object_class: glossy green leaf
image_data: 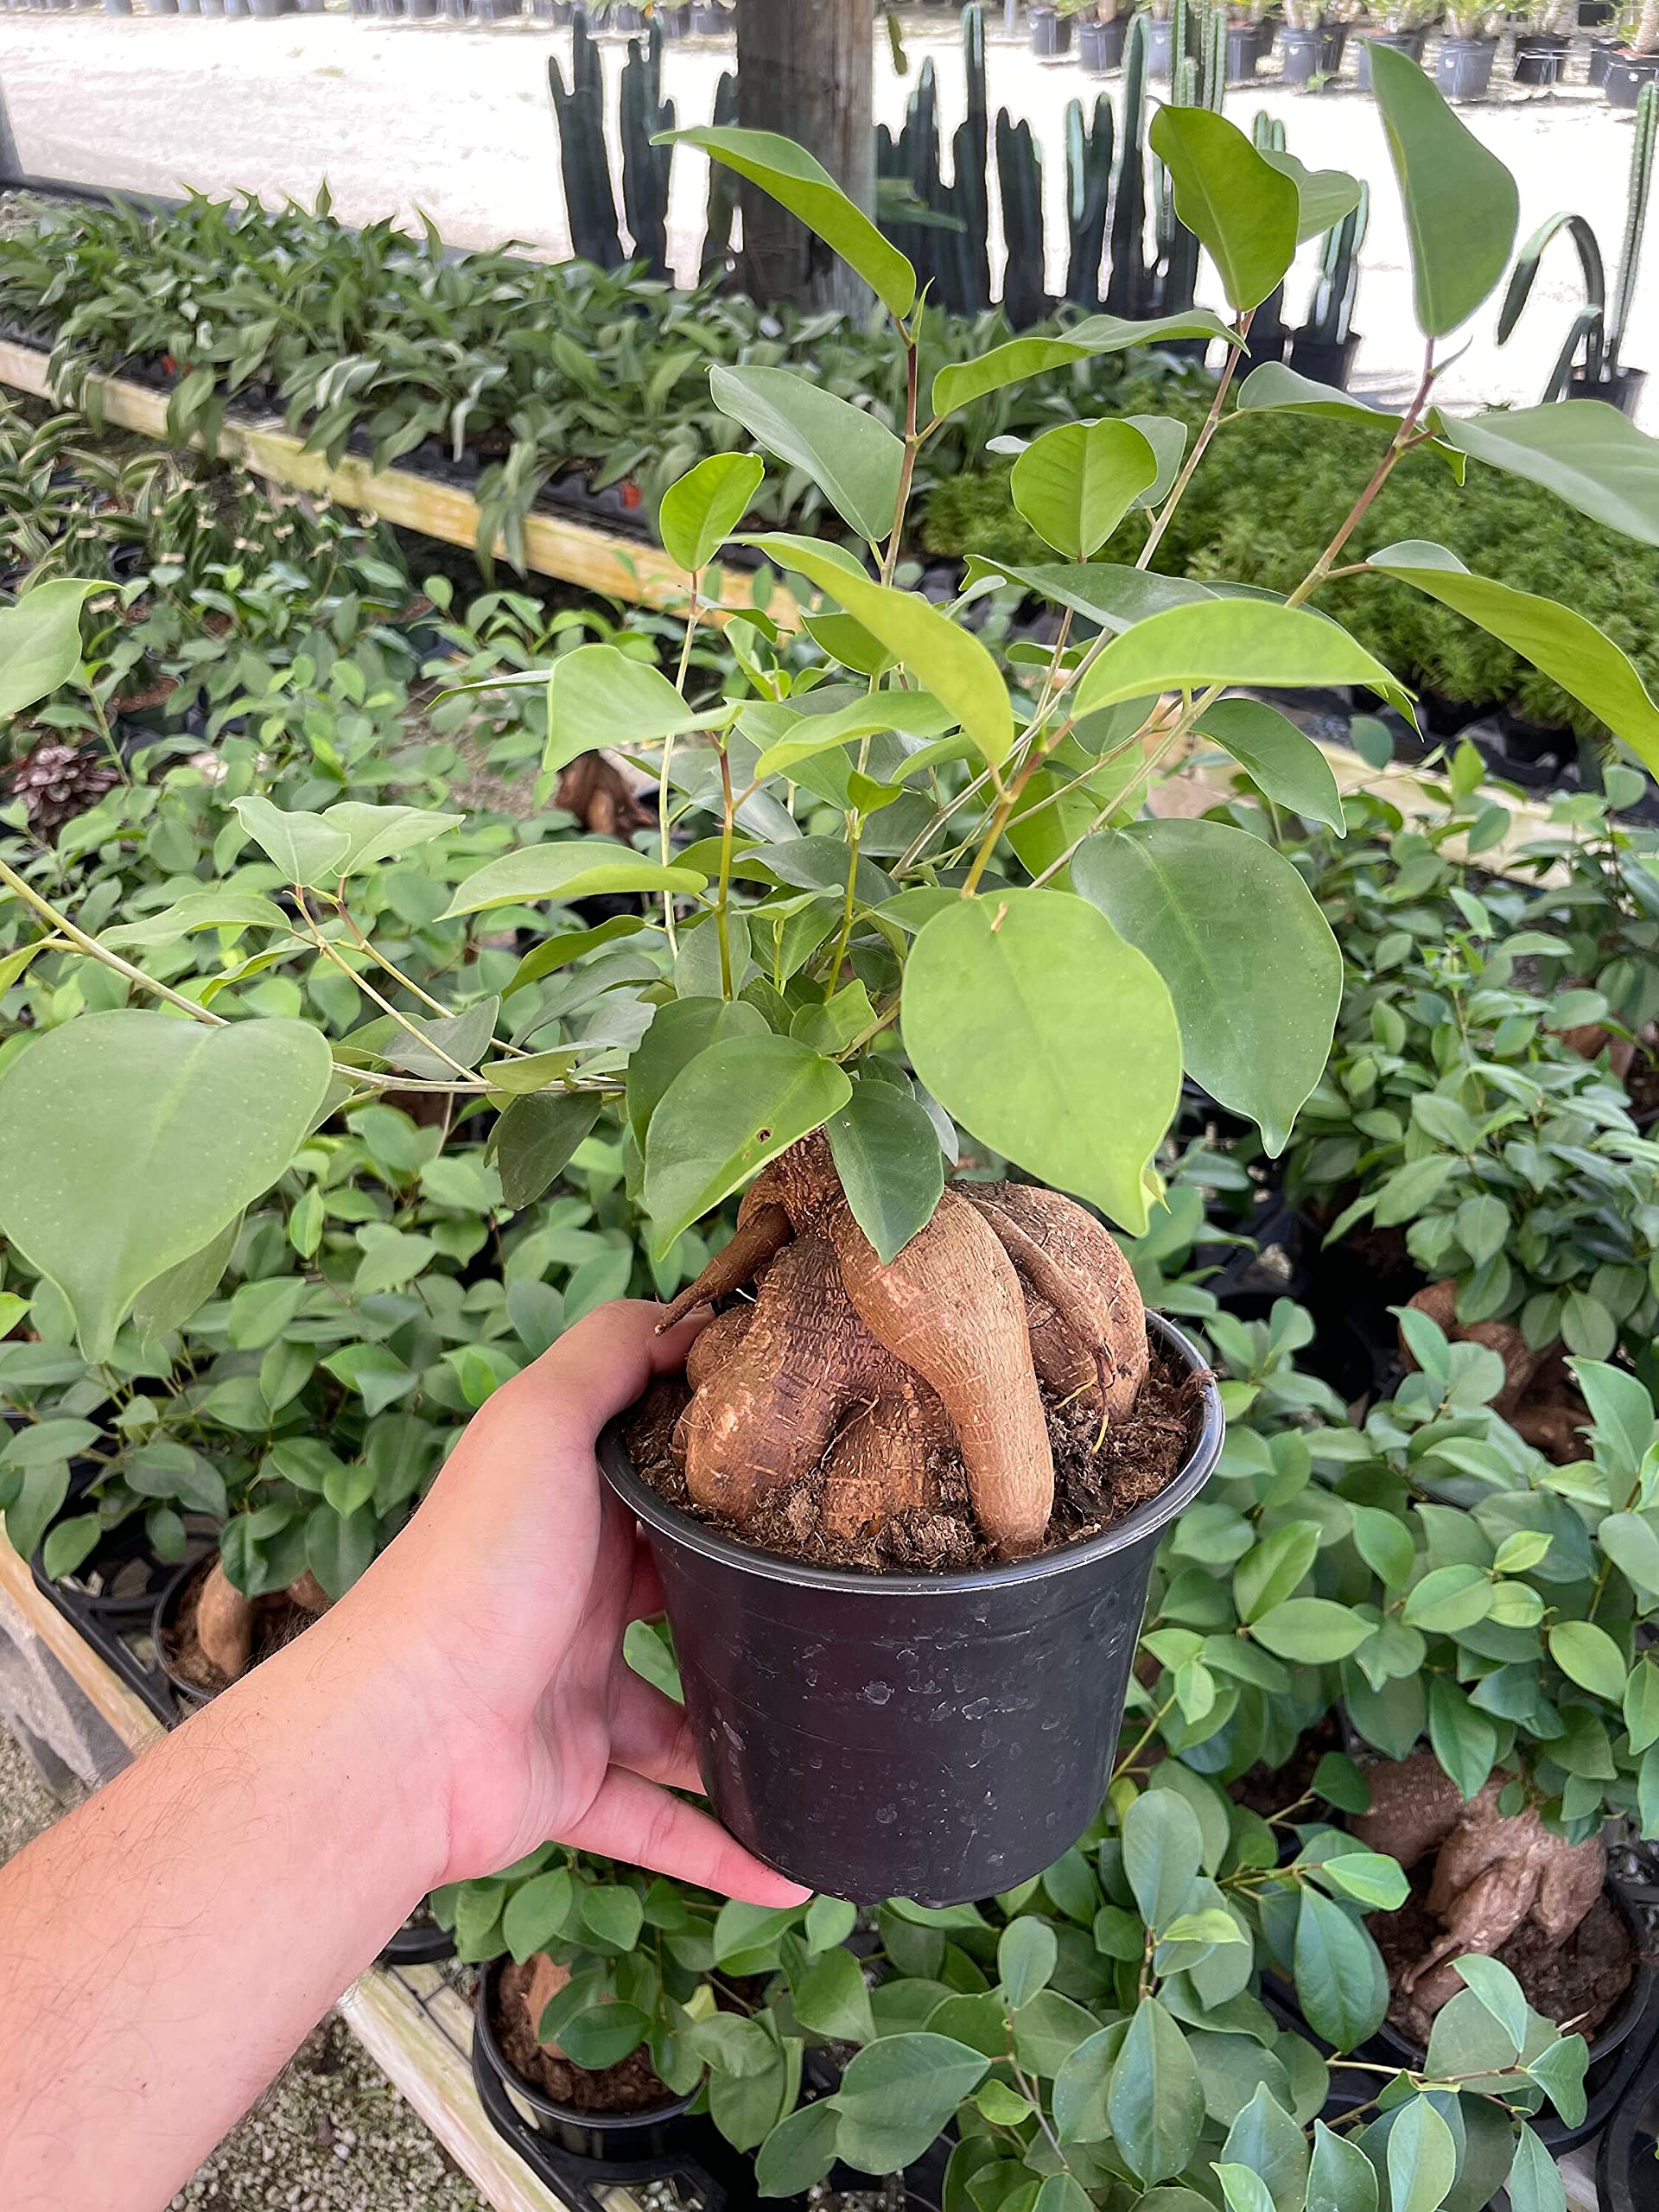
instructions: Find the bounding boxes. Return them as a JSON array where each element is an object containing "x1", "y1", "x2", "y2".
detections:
[
  {"x1": 232, "y1": 795, "x2": 352, "y2": 887},
  {"x1": 1011, "y1": 420, "x2": 1160, "y2": 563},
  {"x1": 1315, "y1": 1853, "x2": 1409, "y2": 1910},
  {"x1": 1506, "y1": 2126, "x2": 1567, "y2": 2212},
  {"x1": 792, "y1": 1944, "x2": 876, "y2": 2044},
  {"x1": 1074, "y1": 819, "x2": 1339, "y2": 1154},
  {"x1": 1450, "y1": 1954, "x2": 1529, "y2": 2055},
  {"x1": 493, "y1": 1092, "x2": 604, "y2": 1210},
  {"x1": 1385, "y1": 2095, "x2": 1459, "y2": 2212},
  {"x1": 0, "y1": 577, "x2": 100, "y2": 718},
  {"x1": 504, "y1": 1871, "x2": 576, "y2": 1961},
  {"x1": 1440, "y1": 400, "x2": 1659, "y2": 549},
  {"x1": 626, "y1": 996, "x2": 768, "y2": 1150},
  {"x1": 659, "y1": 451, "x2": 766, "y2": 573},
  {"x1": 442, "y1": 840, "x2": 706, "y2": 918},
  {"x1": 322, "y1": 802, "x2": 465, "y2": 875},
  {"x1": 1073, "y1": 600, "x2": 1400, "y2": 716},
  {"x1": 825, "y1": 1078, "x2": 944, "y2": 1263},
  {"x1": 1251, "y1": 1597, "x2": 1373, "y2": 1661},
  {"x1": 642, "y1": 1033, "x2": 850, "y2": 1258},
  {"x1": 1370, "y1": 542, "x2": 1659, "y2": 772},
  {"x1": 545, "y1": 643, "x2": 732, "y2": 774},
  {"x1": 1307, "y1": 2119, "x2": 1378, "y2": 2212},
  {"x1": 1107, "y1": 1998, "x2": 1204, "y2": 2186},
  {"x1": 1232, "y1": 363, "x2": 1465, "y2": 480},
  {"x1": 753, "y1": 690, "x2": 955, "y2": 782},
  {"x1": 711, "y1": 365, "x2": 905, "y2": 544},
  {"x1": 962, "y1": 557, "x2": 1216, "y2": 636},
  {"x1": 1293, "y1": 1889, "x2": 1388, "y2": 2050},
  {"x1": 0, "y1": 1014, "x2": 330, "y2": 1362},
  {"x1": 1123, "y1": 1789, "x2": 1205, "y2": 1932},
  {"x1": 1257, "y1": 149, "x2": 1364, "y2": 245},
  {"x1": 903, "y1": 890, "x2": 1180, "y2": 1235},
  {"x1": 1194, "y1": 696, "x2": 1345, "y2": 830},
  {"x1": 103, "y1": 893, "x2": 295, "y2": 951},
  {"x1": 755, "y1": 2103, "x2": 842, "y2": 2199},
  {"x1": 831, "y1": 2033, "x2": 990, "y2": 2172},
  {"x1": 997, "y1": 1917, "x2": 1058, "y2": 2009},
  {"x1": 1148, "y1": 108, "x2": 1300, "y2": 311},
  {"x1": 930, "y1": 311, "x2": 1237, "y2": 418},
  {"x1": 747, "y1": 537, "x2": 1014, "y2": 768},
  {"x1": 1219, "y1": 2084, "x2": 1309, "y2": 2211},
  {"x1": 305, "y1": 1500, "x2": 377, "y2": 1599},
  {"x1": 665, "y1": 127, "x2": 916, "y2": 321},
  {"x1": 1548, "y1": 1618, "x2": 1628, "y2": 1700},
  {"x1": 1368, "y1": 41, "x2": 1518, "y2": 334}
]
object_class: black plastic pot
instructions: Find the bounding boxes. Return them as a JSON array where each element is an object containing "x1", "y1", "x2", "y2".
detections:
[
  {"x1": 152, "y1": 1559, "x2": 220, "y2": 1713},
  {"x1": 1356, "y1": 24, "x2": 1429, "y2": 84},
  {"x1": 1029, "y1": 4, "x2": 1072, "y2": 53},
  {"x1": 1606, "y1": 48, "x2": 1659, "y2": 102},
  {"x1": 1572, "y1": 362, "x2": 1647, "y2": 414},
  {"x1": 1225, "y1": 20, "x2": 1262, "y2": 74},
  {"x1": 379, "y1": 1913, "x2": 458, "y2": 1967},
  {"x1": 1512, "y1": 29, "x2": 1572, "y2": 79},
  {"x1": 689, "y1": 0, "x2": 729, "y2": 28},
  {"x1": 598, "y1": 1313, "x2": 1223, "y2": 1905},
  {"x1": 1580, "y1": 0, "x2": 1613, "y2": 16},
  {"x1": 1147, "y1": 12, "x2": 1177, "y2": 72},
  {"x1": 1600, "y1": 2028, "x2": 1659, "y2": 2209},
  {"x1": 1287, "y1": 328, "x2": 1361, "y2": 387},
  {"x1": 29, "y1": 1553, "x2": 181, "y2": 1728},
  {"x1": 1280, "y1": 22, "x2": 1347, "y2": 79},
  {"x1": 1588, "y1": 35, "x2": 1617, "y2": 79},
  {"x1": 1078, "y1": 13, "x2": 1127, "y2": 67},
  {"x1": 1436, "y1": 34, "x2": 1497, "y2": 96}
]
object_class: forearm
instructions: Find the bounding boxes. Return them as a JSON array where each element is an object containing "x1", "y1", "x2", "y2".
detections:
[{"x1": 0, "y1": 1586, "x2": 447, "y2": 2212}]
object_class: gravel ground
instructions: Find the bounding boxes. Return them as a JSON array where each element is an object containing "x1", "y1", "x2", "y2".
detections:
[
  {"x1": 0, "y1": 9, "x2": 1653, "y2": 423},
  {"x1": 0, "y1": 1723, "x2": 489, "y2": 2212}
]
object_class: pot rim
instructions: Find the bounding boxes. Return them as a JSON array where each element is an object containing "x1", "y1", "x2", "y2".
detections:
[
  {"x1": 598, "y1": 1310, "x2": 1224, "y2": 1599},
  {"x1": 474, "y1": 1958, "x2": 699, "y2": 2131}
]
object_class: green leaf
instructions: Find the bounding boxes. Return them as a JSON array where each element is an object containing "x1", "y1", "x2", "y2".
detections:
[
  {"x1": 711, "y1": 366, "x2": 904, "y2": 545},
  {"x1": 1307, "y1": 2119, "x2": 1378, "y2": 2212},
  {"x1": 131, "y1": 1215, "x2": 243, "y2": 1342},
  {"x1": 1403, "y1": 1563, "x2": 1494, "y2": 1634},
  {"x1": 753, "y1": 690, "x2": 954, "y2": 782},
  {"x1": 0, "y1": 577, "x2": 100, "y2": 718},
  {"x1": 321, "y1": 802, "x2": 464, "y2": 875},
  {"x1": 642, "y1": 1034, "x2": 850, "y2": 1258},
  {"x1": 1249, "y1": 1598, "x2": 1374, "y2": 1662},
  {"x1": 1505, "y1": 2126, "x2": 1567, "y2": 2212},
  {"x1": 1451, "y1": 1954, "x2": 1529, "y2": 2055},
  {"x1": 1367, "y1": 41, "x2": 1517, "y2": 336},
  {"x1": 1256, "y1": 148, "x2": 1364, "y2": 245},
  {"x1": 1548, "y1": 1618, "x2": 1627, "y2": 1701},
  {"x1": 1073, "y1": 600, "x2": 1401, "y2": 717},
  {"x1": 755, "y1": 2103, "x2": 842, "y2": 2199},
  {"x1": 1293, "y1": 1889, "x2": 1389, "y2": 2050},
  {"x1": 1350, "y1": 1503, "x2": 1415, "y2": 1590},
  {"x1": 1427, "y1": 1676, "x2": 1497, "y2": 1800},
  {"x1": 1231, "y1": 1521, "x2": 1322, "y2": 1623},
  {"x1": 831, "y1": 2033, "x2": 990, "y2": 2172},
  {"x1": 305, "y1": 1500, "x2": 378, "y2": 1598},
  {"x1": 1214, "y1": 2168, "x2": 1274, "y2": 2212},
  {"x1": 1368, "y1": 543, "x2": 1659, "y2": 777},
  {"x1": 1315, "y1": 1853, "x2": 1409, "y2": 1910},
  {"x1": 825, "y1": 1078, "x2": 944, "y2": 1264},
  {"x1": 1147, "y1": 108, "x2": 1300, "y2": 312},
  {"x1": 0, "y1": 1014, "x2": 331, "y2": 1363},
  {"x1": 1439, "y1": 401, "x2": 1659, "y2": 550},
  {"x1": 1073, "y1": 820, "x2": 1339, "y2": 1155},
  {"x1": 1122, "y1": 1788, "x2": 1205, "y2": 1932},
  {"x1": 232, "y1": 795, "x2": 352, "y2": 887},
  {"x1": 998, "y1": 1917, "x2": 1058, "y2": 2009},
  {"x1": 903, "y1": 890, "x2": 1180, "y2": 1236},
  {"x1": 1107, "y1": 1998, "x2": 1204, "y2": 2186},
  {"x1": 1385, "y1": 2094, "x2": 1459, "y2": 2212},
  {"x1": 1011, "y1": 421, "x2": 1160, "y2": 563},
  {"x1": 792, "y1": 1944, "x2": 875, "y2": 2044},
  {"x1": 1219, "y1": 2084, "x2": 1310, "y2": 2210},
  {"x1": 1052, "y1": 2024, "x2": 1126, "y2": 2142},
  {"x1": 1625, "y1": 1657, "x2": 1659, "y2": 1751},
  {"x1": 1234, "y1": 363, "x2": 1464, "y2": 478},
  {"x1": 929, "y1": 312, "x2": 1237, "y2": 418},
  {"x1": 442, "y1": 840, "x2": 706, "y2": 918},
  {"x1": 1526, "y1": 2035, "x2": 1589, "y2": 2127},
  {"x1": 665, "y1": 127, "x2": 917, "y2": 321},
  {"x1": 502, "y1": 1869, "x2": 576, "y2": 1961},
  {"x1": 102, "y1": 892, "x2": 294, "y2": 951},
  {"x1": 660, "y1": 452, "x2": 766, "y2": 574},
  {"x1": 628, "y1": 996, "x2": 768, "y2": 1151},
  {"x1": 493, "y1": 1092, "x2": 604, "y2": 1210},
  {"x1": 1194, "y1": 697, "x2": 1345, "y2": 831},
  {"x1": 42, "y1": 1513, "x2": 100, "y2": 1580},
  {"x1": 544, "y1": 644, "x2": 732, "y2": 774},
  {"x1": 747, "y1": 537, "x2": 1013, "y2": 769}
]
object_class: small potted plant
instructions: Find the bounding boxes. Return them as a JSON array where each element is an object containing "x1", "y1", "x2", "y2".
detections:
[
  {"x1": 1279, "y1": 0, "x2": 1352, "y2": 78},
  {"x1": 1512, "y1": 0, "x2": 1576, "y2": 76},
  {"x1": 1225, "y1": 0, "x2": 1271, "y2": 73},
  {"x1": 1607, "y1": 0, "x2": 1659, "y2": 107},
  {"x1": 1437, "y1": 0, "x2": 1505, "y2": 93},
  {"x1": 1029, "y1": 0, "x2": 1076, "y2": 54},
  {"x1": 1357, "y1": 0, "x2": 1440, "y2": 84},
  {"x1": 1077, "y1": 0, "x2": 1130, "y2": 68}
]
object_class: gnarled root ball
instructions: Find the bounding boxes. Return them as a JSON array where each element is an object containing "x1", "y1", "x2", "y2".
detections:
[{"x1": 656, "y1": 1135, "x2": 1150, "y2": 1561}]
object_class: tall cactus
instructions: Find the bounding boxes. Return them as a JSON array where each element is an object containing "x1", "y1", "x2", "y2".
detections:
[
  {"x1": 1249, "y1": 112, "x2": 1289, "y2": 364},
  {"x1": 997, "y1": 111, "x2": 1050, "y2": 329},
  {"x1": 1105, "y1": 12, "x2": 1154, "y2": 317},
  {"x1": 619, "y1": 22, "x2": 674, "y2": 277},
  {"x1": 1611, "y1": 82, "x2": 1657, "y2": 372},
  {"x1": 1301, "y1": 181, "x2": 1369, "y2": 347},
  {"x1": 549, "y1": 10, "x2": 624, "y2": 269},
  {"x1": 699, "y1": 68, "x2": 741, "y2": 283},
  {"x1": 1064, "y1": 93, "x2": 1115, "y2": 311},
  {"x1": 953, "y1": 1, "x2": 993, "y2": 310}
]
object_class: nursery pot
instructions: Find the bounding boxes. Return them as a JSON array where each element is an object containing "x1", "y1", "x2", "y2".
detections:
[
  {"x1": 1147, "y1": 13, "x2": 1177, "y2": 72},
  {"x1": 1224, "y1": 20, "x2": 1262, "y2": 74},
  {"x1": 473, "y1": 1959, "x2": 701, "y2": 2163},
  {"x1": 1078, "y1": 15, "x2": 1127, "y2": 67},
  {"x1": 1356, "y1": 25, "x2": 1428, "y2": 84},
  {"x1": 1571, "y1": 362, "x2": 1647, "y2": 414},
  {"x1": 1606, "y1": 49, "x2": 1659, "y2": 104},
  {"x1": 1279, "y1": 22, "x2": 1346, "y2": 75},
  {"x1": 597, "y1": 1313, "x2": 1224, "y2": 1906},
  {"x1": 690, "y1": 1, "x2": 728, "y2": 28},
  {"x1": 1512, "y1": 29, "x2": 1572, "y2": 78},
  {"x1": 153, "y1": 1560, "x2": 218, "y2": 1711},
  {"x1": 1287, "y1": 328, "x2": 1362, "y2": 386},
  {"x1": 1029, "y1": 4, "x2": 1072, "y2": 53},
  {"x1": 1435, "y1": 34, "x2": 1497, "y2": 96},
  {"x1": 1580, "y1": 0, "x2": 1613, "y2": 17}
]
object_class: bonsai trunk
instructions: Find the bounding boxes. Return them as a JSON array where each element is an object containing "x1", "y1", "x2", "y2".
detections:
[
  {"x1": 658, "y1": 1135, "x2": 1149, "y2": 1559},
  {"x1": 734, "y1": 0, "x2": 875, "y2": 314}
]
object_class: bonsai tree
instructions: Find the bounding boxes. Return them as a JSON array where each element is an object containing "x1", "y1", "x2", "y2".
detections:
[{"x1": 6, "y1": 61, "x2": 1659, "y2": 1575}]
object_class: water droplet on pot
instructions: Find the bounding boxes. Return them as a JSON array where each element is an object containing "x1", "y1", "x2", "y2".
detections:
[{"x1": 863, "y1": 1681, "x2": 893, "y2": 1704}]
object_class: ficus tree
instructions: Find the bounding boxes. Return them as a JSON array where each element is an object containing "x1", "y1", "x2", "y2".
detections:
[{"x1": 4, "y1": 59, "x2": 1659, "y2": 1572}]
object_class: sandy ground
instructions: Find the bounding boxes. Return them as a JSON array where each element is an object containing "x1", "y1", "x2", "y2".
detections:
[
  {"x1": 0, "y1": 1721, "x2": 489, "y2": 2211},
  {"x1": 0, "y1": 9, "x2": 1652, "y2": 423}
]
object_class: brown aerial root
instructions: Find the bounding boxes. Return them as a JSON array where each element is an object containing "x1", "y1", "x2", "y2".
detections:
[
  {"x1": 194, "y1": 1560, "x2": 256, "y2": 1681},
  {"x1": 524, "y1": 1953, "x2": 571, "y2": 2049},
  {"x1": 1354, "y1": 1750, "x2": 1605, "y2": 2031},
  {"x1": 659, "y1": 1135, "x2": 1149, "y2": 1559}
]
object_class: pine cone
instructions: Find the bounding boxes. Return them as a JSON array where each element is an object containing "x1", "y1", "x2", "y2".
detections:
[{"x1": 3, "y1": 742, "x2": 120, "y2": 834}]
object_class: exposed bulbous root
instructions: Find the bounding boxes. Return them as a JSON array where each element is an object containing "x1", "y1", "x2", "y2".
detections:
[
  {"x1": 661, "y1": 1136, "x2": 1149, "y2": 1560},
  {"x1": 195, "y1": 1560, "x2": 255, "y2": 1681}
]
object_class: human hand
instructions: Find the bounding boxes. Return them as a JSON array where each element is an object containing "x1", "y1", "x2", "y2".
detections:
[{"x1": 331, "y1": 1299, "x2": 809, "y2": 1905}]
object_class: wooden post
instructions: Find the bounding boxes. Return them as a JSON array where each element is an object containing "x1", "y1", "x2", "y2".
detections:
[{"x1": 734, "y1": 0, "x2": 875, "y2": 314}]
